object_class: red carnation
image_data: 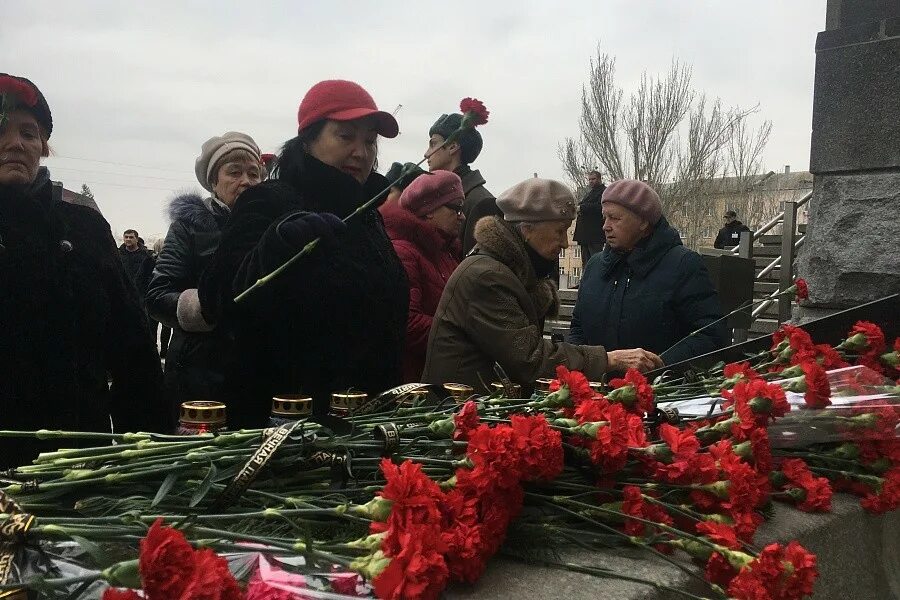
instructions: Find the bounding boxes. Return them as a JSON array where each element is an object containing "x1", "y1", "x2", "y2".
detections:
[
  {"x1": 179, "y1": 549, "x2": 243, "y2": 600},
  {"x1": 0, "y1": 76, "x2": 38, "y2": 107},
  {"x1": 727, "y1": 541, "x2": 818, "y2": 600},
  {"x1": 375, "y1": 459, "x2": 445, "y2": 555},
  {"x1": 608, "y1": 369, "x2": 655, "y2": 415},
  {"x1": 723, "y1": 361, "x2": 760, "y2": 386},
  {"x1": 696, "y1": 521, "x2": 741, "y2": 550},
  {"x1": 466, "y1": 424, "x2": 523, "y2": 488},
  {"x1": 373, "y1": 525, "x2": 449, "y2": 600},
  {"x1": 771, "y1": 324, "x2": 815, "y2": 363},
  {"x1": 139, "y1": 519, "x2": 196, "y2": 599},
  {"x1": 726, "y1": 379, "x2": 791, "y2": 427},
  {"x1": 551, "y1": 365, "x2": 595, "y2": 406},
  {"x1": 705, "y1": 552, "x2": 738, "y2": 587},
  {"x1": 453, "y1": 401, "x2": 480, "y2": 441},
  {"x1": 793, "y1": 277, "x2": 809, "y2": 301},
  {"x1": 840, "y1": 321, "x2": 886, "y2": 357},
  {"x1": 860, "y1": 467, "x2": 900, "y2": 514},
  {"x1": 459, "y1": 97, "x2": 489, "y2": 126},
  {"x1": 510, "y1": 413, "x2": 564, "y2": 482},
  {"x1": 779, "y1": 458, "x2": 833, "y2": 512},
  {"x1": 813, "y1": 344, "x2": 850, "y2": 369},
  {"x1": 621, "y1": 485, "x2": 672, "y2": 537}
]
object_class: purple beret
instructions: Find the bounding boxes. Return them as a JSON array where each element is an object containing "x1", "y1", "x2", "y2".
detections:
[
  {"x1": 601, "y1": 179, "x2": 662, "y2": 225},
  {"x1": 399, "y1": 170, "x2": 464, "y2": 217}
]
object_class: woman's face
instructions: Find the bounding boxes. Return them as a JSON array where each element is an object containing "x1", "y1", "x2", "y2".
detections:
[
  {"x1": 523, "y1": 220, "x2": 572, "y2": 261},
  {"x1": 0, "y1": 110, "x2": 46, "y2": 186},
  {"x1": 308, "y1": 118, "x2": 378, "y2": 184},
  {"x1": 212, "y1": 159, "x2": 262, "y2": 207},
  {"x1": 425, "y1": 199, "x2": 465, "y2": 238}
]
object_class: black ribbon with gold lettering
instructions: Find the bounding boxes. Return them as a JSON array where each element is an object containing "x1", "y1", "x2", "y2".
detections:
[{"x1": 0, "y1": 490, "x2": 33, "y2": 597}]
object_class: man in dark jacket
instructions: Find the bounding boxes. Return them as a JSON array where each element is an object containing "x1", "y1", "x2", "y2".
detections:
[
  {"x1": 714, "y1": 210, "x2": 751, "y2": 249},
  {"x1": 119, "y1": 229, "x2": 156, "y2": 299},
  {"x1": 0, "y1": 73, "x2": 167, "y2": 467},
  {"x1": 425, "y1": 112, "x2": 499, "y2": 259},
  {"x1": 572, "y1": 170, "x2": 607, "y2": 265},
  {"x1": 569, "y1": 180, "x2": 729, "y2": 366}
]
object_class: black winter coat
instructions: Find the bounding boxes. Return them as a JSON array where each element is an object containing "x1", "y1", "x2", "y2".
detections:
[
  {"x1": 0, "y1": 169, "x2": 166, "y2": 468},
  {"x1": 457, "y1": 166, "x2": 500, "y2": 259},
  {"x1": 714, "y1": 220, "x2": 751, "y2": 249},
  {"x1": 572, "y1": 184, "x2": 607, "y2": 244},
  {"x1": 199, "y1": 154, "x2": 409, "y2": 426},
  {"x1": 569, "y1": 217, "x2": 729, "y2": 366},
  {"x1": 146, "y1": 193, "x2": 232, "y2": 419},
  {"x1": 118, "y1": 244, "x2": 155, "y2": 298}
]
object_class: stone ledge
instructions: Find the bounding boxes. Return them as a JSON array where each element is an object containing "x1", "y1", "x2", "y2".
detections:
[{"x1": 446, "y1": 496, "x2": 900, "y2": 600}]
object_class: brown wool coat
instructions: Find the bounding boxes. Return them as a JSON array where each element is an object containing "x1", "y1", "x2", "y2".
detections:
[{"x1": 422, "y1": 217, "x2": 608, "y2": 392}]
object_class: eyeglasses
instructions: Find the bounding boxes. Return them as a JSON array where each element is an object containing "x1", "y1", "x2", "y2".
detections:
[{"x1": 445, "y1": 204, "x2": 464, "y2": 216}]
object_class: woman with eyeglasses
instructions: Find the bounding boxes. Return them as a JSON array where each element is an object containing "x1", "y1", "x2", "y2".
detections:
[{"x1": 380, "y1": 170, "x2": 464, "y2": 382}]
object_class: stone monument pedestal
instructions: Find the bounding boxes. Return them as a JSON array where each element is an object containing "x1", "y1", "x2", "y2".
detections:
[{"x1": 795, "y1": 0, "x2": 900, "y2": 322}]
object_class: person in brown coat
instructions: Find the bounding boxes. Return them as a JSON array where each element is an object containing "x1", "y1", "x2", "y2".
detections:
[{"x1": 422, "y1": 177, "x2": 662, "y2": 393}]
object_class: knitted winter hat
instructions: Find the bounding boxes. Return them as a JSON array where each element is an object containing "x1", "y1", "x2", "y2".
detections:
[
  {"x1": 601, "y1": 179, "x2": 663, "y2": 225},
  {"x1": 0, "y1": 73, "x2": 53, "y2": 137},
  {"x1": 399, "y1": 170, "x2": 464, "y2": 217},
  {"x1": 429, "y1": 113, "x2": 483, "y2": 164},
  {"x1": 297, "y1": 80, "x2": 398, "y2": 138},
  {"x1": 195, "y1": 132, "x2": 261, "y2": 192},
  {"x1": 385, "y1": 161, "x2": 427, "y2": 191}
]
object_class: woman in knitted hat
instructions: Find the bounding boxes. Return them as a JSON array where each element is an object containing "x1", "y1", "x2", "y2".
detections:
[
  {"x1": 380, "y1": 170, "x2": 464, "y2": 382},
  {"x1": 0, "y1": 73, "x2": 167, "y2": 466},
  {"x1": 198, "y1": 80, "x2": 408, "y2": 423},
  {"x1": 147, "y1": 132, "x2": 262, "y2": 419},
  {"x1": 569, "y1": 179, "x2": 728, "y2": 365},
  {"x1": 422, "y1": 177, "x2": 663, "y2": 393}
]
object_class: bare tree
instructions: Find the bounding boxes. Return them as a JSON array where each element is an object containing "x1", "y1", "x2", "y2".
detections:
[
  {"x1": 560, "y1": 45, "x2": 772, "y2": 249},
  {"x1": 723, "y1": 118, "x2": 774, "y2": 230}
]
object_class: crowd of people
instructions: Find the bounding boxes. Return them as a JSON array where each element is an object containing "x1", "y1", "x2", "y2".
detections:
[{"x1": 0, "y1": 72, "x2": 730, "y2": 465}]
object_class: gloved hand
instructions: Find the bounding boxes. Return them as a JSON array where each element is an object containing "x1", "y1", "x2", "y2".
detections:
[{"x1": 276, "y1": 211, "x2": 347, "y2": 249}]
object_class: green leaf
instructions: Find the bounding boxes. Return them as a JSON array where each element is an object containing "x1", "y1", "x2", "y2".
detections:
[
  {"x1": 190, "y1": 462, "x2": 217, "y2": 508},
  {"x1": 70, "y1": 534, "x2": 114, "y2": 568},
  {"x1": 151, "y1": 471, "x2": 180, "y2": 508}
]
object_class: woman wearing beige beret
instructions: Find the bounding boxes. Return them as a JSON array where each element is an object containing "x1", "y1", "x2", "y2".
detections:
[{"x1": 422, "y1": 177, "x2": 662, "y2": 393}]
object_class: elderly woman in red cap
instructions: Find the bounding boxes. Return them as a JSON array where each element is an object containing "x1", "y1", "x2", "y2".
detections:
[
  {"x1": 380, "y1": 170, "x2": 464, "y2": 382},
  {"x1": 199, "y1": 80, "x2": 408, "y2": 423},
  {"x1": 422, "y1": 177, "x2": 662, "y2": 393},
  {"x1": 0, "y1": 73, "x2": 166, "y2": 466},
  {"x1": 569, "y1": 179, "x2": 728, "y2": 365}
]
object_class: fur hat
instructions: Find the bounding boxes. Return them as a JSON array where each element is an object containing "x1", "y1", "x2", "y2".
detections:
[
  {"x1": 496, "y1": 178, "x2": 576, "y2": 222},
  {"x1": 429, "y1": 113, "x2": 483, "y2": 164},
  {"x1": 0, "y1": 73, "x2": 53, "y2": 137},
  {"x1": 195, "y1": 132, "x2": 261, "y2": 192},
  {"x1": 385, "y1": 161, "x2": 427, "y2": 191},
  {"x1": 399, "y1": 170, "x2": 464, "y2": 217},
  {"x1": 601, "y1": 179, "x2": 662, "y2": 225}
]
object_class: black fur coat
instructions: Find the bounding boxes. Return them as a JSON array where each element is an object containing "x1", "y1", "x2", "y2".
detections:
[{"x1": 0, "y1": 169, "x2": 166, "y2": 468}]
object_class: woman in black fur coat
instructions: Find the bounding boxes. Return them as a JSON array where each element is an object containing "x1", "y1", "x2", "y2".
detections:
[
  {"x1": 0, "y1": 73, "x2": 166, "y2": 467},
  {"x1": 198, "y1": 80, "x2": 409, "y2": 425},
  {"x1": 147, "y1": 133, "x2": 263, "y2": 418}
]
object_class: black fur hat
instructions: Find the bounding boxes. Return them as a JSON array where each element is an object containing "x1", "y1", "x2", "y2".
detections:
[
  {"x1": 385, "y1": 162, "x2": 427, "y2": 190},
  {"x1": 0, "y1": 73, "x2": 53, "y2": 137}
]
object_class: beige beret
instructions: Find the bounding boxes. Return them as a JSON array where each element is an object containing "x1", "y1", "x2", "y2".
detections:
[
  {"x1": 195, "y1": 131, "x2": 261, "y2": 192},
  {"x1": 496, "y1": 178, "x2": 577, "y2": 222}
]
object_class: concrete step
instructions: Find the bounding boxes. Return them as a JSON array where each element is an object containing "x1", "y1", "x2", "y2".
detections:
[
  {"x1": 750, "y1": 317, "x2": 779, "y2": 334},
  {"x1": 753, "y1": 281, "x2": 779, "y2": 294}
]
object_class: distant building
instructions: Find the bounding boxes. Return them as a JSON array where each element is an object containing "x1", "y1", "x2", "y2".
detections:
[{"x1": 57, "y1": 182, "x2": 101, "y2": 213}]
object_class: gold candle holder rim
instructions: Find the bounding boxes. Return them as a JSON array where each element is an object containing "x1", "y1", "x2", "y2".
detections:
[{"x1": 179, "y1": 401, "x2": 227, "y2": 424}]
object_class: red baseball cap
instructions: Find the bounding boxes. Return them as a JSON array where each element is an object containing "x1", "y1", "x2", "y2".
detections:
[{"x1": 297, "y1": 80, "x2": 399, "y2": 138}]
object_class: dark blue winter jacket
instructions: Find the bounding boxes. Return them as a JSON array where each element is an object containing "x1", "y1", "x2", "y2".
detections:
[{"x1": 569, "y1": 217, "x2": 729, "y2": 365}]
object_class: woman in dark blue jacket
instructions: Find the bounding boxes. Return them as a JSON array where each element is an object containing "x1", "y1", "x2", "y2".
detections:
[{"x1": 569, "y1": 180, "x2": 729, "y2": 366}]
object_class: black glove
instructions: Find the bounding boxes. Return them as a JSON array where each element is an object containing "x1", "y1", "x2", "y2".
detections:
[{"x1": 276, "y1": 211, "x2": 346, "y2": 249}]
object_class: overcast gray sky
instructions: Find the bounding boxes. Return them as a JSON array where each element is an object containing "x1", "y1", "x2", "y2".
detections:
[{"x1": 3, "y1": 1, "x2": 826, "y2": 239}]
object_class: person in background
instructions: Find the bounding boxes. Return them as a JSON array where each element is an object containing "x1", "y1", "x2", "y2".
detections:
[
  {"x1": 0, "y1": 73, "x2": 166, "y2": 466},
  {"x1": 382, "y1": 161, "x2": 427, "y2": 207},
  {"x1": 147, "y1": 132, "x2": 262, "y2": 419},
  {"x1": 714, "y1": 209, "x2": 751, "y2": 249},
  {"x1": 261, "y1": 153, "x2": 277, "y2": 180},
  {"x1": 198, "y1": 79, "x2": 408, "y2": 424},
  {"x1": 118, "y1": 229, "x2": 156, "y2": 328},
  {"x1": 425, "y1": 112, "x2": 498, "y2": 258},
  {"x1": 422, "y1": 177, "x2": 661, "y2": 393},
  {"x1": 151, "y1": 237, "x2": 172, "y2": 358},
  {"x1": 570, "y1": 179, "x2": 729, "y2": 366},
  {"x1": 381, "y1": 170, "x2": 463, "y2": 382},
  {"x1": 572, "y1": 170, "x2": 606, "y2": 265}
]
